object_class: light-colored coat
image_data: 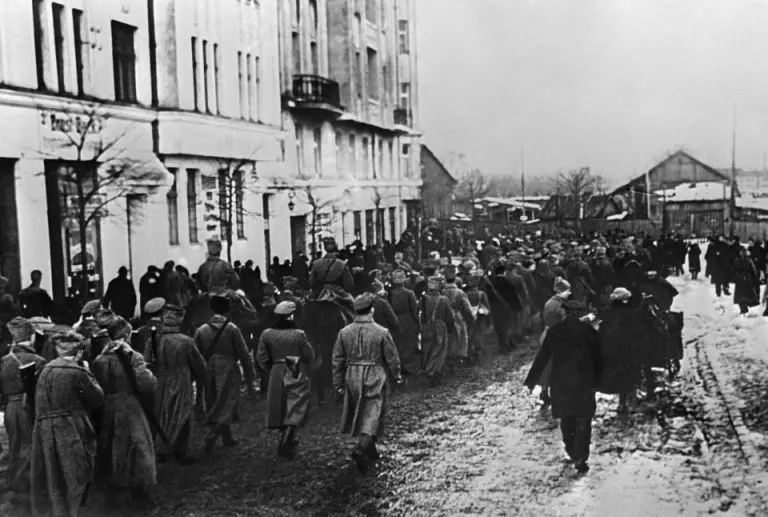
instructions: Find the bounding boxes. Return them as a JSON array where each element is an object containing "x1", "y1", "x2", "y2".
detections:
[
  {"x1": 442, "y1": 283, "x2": 475, "y2": 359},
  {"x1": 332, "y1": 315, "x2": 401, "y2": 438},
  {"x1": 31, "y1": 358, "x2": 104, "y2": 517}
]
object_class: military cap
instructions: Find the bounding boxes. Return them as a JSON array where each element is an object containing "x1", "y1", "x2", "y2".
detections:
[
  {"x1": 553, "y1": 277, "x2": 571, "y2": 294},
  {"x1": 95, "y1": 308, "x2": 116, "y2": 329},
  {"x1": 28, "y1": 316, "x2": 55, "y2": 334},
  {"x1": 371, "y1": 280, "x2": 386, "y2": 294},
  {"x1": 462, "y1": 260, "x2": 477, "y2": 271},
  {"x1": 369, "y1": 269, "x2": 382, "y2": 280},
  {"x1": 391, "y1": 270, "x2": 406, "y2": 285},
  {"x1": 274, "y1": 301, "x2": 297, "y2": 316},
  {"x1": 282, "y1": 276, "x2": 299, "y2": 290},
  {"x1": 426, "y1": 276, "x2": 442, "y2": 290},
  {"x1": 7, "y1": 317, "x2": 35, "y2": 343},
  {"x1": 54, "y1": 331, "x2": 86, "y2": 356},
  {"x1": 353, "y1": 292, "x2": 376, "y2": 312},
  {"x1": 81, "y1": 299, "x2": 102, "y2": 316},
  {"x1": 610, "y1": 287, "x2": 632, "y2": 302},
  {"x1": 143, "y1": 297, "x2": 166, "y2": 315}
]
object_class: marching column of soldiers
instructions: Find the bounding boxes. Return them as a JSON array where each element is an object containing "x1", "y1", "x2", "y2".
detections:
[{"x1": 0, "y1": 231, "x2": 697, "y2": 514}]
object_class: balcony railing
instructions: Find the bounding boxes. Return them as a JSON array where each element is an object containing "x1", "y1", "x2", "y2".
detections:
[
  {"x1": 292, "y1": 74, "x2": 341, "y2": 108},
  {"x1": 394, "y1": 107, "x2": 411, "y2": 126}
]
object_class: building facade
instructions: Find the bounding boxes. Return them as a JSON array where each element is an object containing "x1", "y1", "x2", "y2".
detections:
[
  {"x1": 273, "y1": 0, "x2": 422, "y2": 260},
  {"x1": 420, "y1": 145, "x2": 456, "y2": 220}
]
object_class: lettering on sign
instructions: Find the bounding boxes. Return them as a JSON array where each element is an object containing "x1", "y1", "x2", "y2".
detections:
[{"x1": 40, "y1": 111, "x2": 105, "y2": 136}]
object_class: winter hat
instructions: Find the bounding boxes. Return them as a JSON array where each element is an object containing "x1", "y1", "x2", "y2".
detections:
[
  {"x1": 81, "y1": 299, "x2": 103, "y2": 316},
  {"x1": 282, "y1": 276, "x2": 299, "y2": 291},
  {"x1": 426, "y1": 276, "x2": 442, "y2": 291},
  {"x1": 275, "y1": 301, "x2": 297, "y2": 316},
  {"x1": 107, "y1": 316, "x2": 132, "y2": 341},
  {"x1": 610, "y1": 287, "x2": 632, "y2": 302},
  {"x1": 372, "y1": 280, "x2": 386, "y2": 295},
  {"x1": 54, "y1": 331, "x2": 86, "y2": 357},
  {"x1": 553, "y1": 277, "x2": 571, "y2": 295},
  {"x1": 143, "y1": 297, "x2": 166, "y2": 315},
  {"x1": 7, "y1": 317, "x2": 34, "y2": 343},
  {"x1": 353, "y1": 292, "x2": 376, "y2": 312},
  {"x1": 391, "y1": 270, "x2": 406, "y2": 285}
]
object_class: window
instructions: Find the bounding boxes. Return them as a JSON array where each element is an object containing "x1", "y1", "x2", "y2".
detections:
[
  {"x1": 33, "y1": 0, "x2": 45, "y2": 89},
  {"x1": 309, "y1": 0, "x2": 318, "y2": 33},
  {"x1": 366, "y1": 48, "x2": 378, "y2": 100},
  {"x1": 335, "y1": 131, "x2": 343, "y2": 176},
  {"x1": 348, "y1": 134, "x2": 356, "y2": 177},
  {"x1": 365, "y1": 209, "x2": 375, "y2": 245},
  {"x1": 167, "y1": 170, "x2": 180, "y2": 245},
  {"x1": 263, "y1": 194, "x2": 272, "y2": 266},
  {"x1": 237, "y1": 51, "x2": 245, "y2": 118},
  {"x1": 310, "y1": 42, "x2": 318, "y2": 74},
  {"x1": 353, "y1": 211, "x2": 362, "y2": 240},
  {"x1": 295, "y1": 0, "x2": 301, "y2": 24},
  {"x1": 377, "y1": 208, "x2": 385, "y2": 243},
  {"x1": 187, "y1": 169, "x2": 199, "y2": 243},
  {"x1": 362, "y1": 138, "x2": 370, "y2": 178},
  {"x1": 354, "y1": 51, "x2": 362, "y2": 98},
  {"x1": 402, "y1": 143, "x2": 411, "y2": 177},
  {"x1": 292, "y1": 32, "x2": 301, "y2": 72},
  {"x1": 313, "y1": 128, "x2": 322, "y2": 176},
  {"x1": 353, "y1": 13, "x2": 362, "y2": 48},
  {"x1": 400, "y1": 82, "x2": 411, "y2": 109},
  {"x1": 213, "y1": 43, "x2": 221, "y2": 114},
  {"x1": 72, "y1": 9, "x2": 85, "y2": 96},
  {"x1": 398, "y1": 20, "x2": 410, "y2": 54},
  {"x1": 218, "y1": 170, "x2": 229, "y2": 240},
  {"x1": 378, "y1": 140, "x2": 384, "y2": 178},
  {"x1": 111, "y1": 21, "x2": 137, "y2": 102},
  {"x1": 254, "y1": 56, "x2": 261, "y2": 120},
  {"x1": 295, "y1": 124, "x2": 304, "y2": 173},
  {"x1": 246, "y1": 52, "x2": 253, "y2": 119},
  {"x1": 192, "y1": 38, "x2": 200, "y2": 110},
  {"x1": 202, "y1": 40, "x2": 210, "y2": 112},
  {"x1": 235, "y1": 171, "x2": 245, "y2": 239},
  {"x1": 365, "y1": 0, "x2": 377, "y2": 23},
  {"x1": 52, "y1": 3, "x2": 66, "y2": 92},
  {"x1": 388, "y1": 141, "x2": 394, "y2": 178},
  {"x1": 389, "y1": 206, "x2": 397, "y2": 242}
]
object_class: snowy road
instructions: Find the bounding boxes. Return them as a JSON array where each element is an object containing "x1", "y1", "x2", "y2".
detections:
[{"x1": 3, "y1": 273, "x2": 768, "y2": 517}]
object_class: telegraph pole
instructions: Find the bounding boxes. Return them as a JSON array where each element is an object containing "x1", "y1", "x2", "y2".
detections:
[
  {"x1": 520, "y1": 145, "x2": 526, "y2": 221},
  {"x1": 730, "y1": 104, "x2": 737, "y2": 238}
]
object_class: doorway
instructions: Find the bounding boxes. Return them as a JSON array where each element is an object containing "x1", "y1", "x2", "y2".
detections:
[
  {"x1": 0, "y1": 159, "x2": 21, "y2": 294},
  {"x1": 290, "y1": 215, "x2": 307, "y2": 258}
]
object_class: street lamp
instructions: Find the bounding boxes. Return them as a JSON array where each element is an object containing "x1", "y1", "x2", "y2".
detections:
[{"x1": 288, "y1": 189, "x2": 296, "y2": 211}]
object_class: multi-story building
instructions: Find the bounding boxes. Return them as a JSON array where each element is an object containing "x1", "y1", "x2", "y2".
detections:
[
  {"x1": 272, "y1": 0, "x2": 422, "y2": 260},
  {"x1": 0, "y1": 0, "x2": 284, "y2": 309}
]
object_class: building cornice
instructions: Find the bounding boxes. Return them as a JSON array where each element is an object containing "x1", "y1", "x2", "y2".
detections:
[{"x1": 156, "y1": 109, "x2": 285, "y2": 137}]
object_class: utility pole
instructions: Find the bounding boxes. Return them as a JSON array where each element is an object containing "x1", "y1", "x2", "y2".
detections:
[
  {"x1": 520, "y1": 145, "x2": 526, "y2": 221},
  {"x1": 730, "y1": 104, "x2": 737, "y2": 238}
]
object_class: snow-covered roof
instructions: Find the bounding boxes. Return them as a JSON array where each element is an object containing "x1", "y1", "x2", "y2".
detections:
[
  {"x1": 479, "y1": 196, "x2": 542, "y2": 211},
  {"x1": 653, "y1": 182, "x2": 731, "y2": 202},
  {"x1": 736, "y1": 196, "x2": 768, "y2": 212}
]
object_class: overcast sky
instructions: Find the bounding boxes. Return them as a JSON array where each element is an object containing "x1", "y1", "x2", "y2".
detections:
[{"x1": 416, "y1": 0, "x2": 768, "y2": 186}]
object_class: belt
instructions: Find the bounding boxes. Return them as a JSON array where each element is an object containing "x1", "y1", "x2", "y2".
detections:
[
  {"x1": 347, "y1": 360, "x2": 377, "y2": 367},
  {"x1": 4, "y1": 393, "x2": 24, "y2": 401},
  {"x1": 37, "y1": 408, "x2": 81, "y2": 421}
]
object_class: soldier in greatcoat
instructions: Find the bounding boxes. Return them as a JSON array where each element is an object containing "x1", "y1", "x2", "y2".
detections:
[
  {"x1": 145, "y1": 304, "x2": 207, "y2": 464},
  {"x1": 196, "y1": 239, "x2": 241, "y2": 294},
  {"x1": 371, "y1": 280, "x2": 402, "y2": 341},
  {"x1": 195, "y1": 295, "x2": 257, "y2": 456},
  {"x1": 387, "y1": 270, "x2": 420, "y2": 375},
  {"x1": 92, "y1": 317, "x2": 158, "y2": 506},
  {"x1": 332, "y1": 293, "x2": 403, "y2": 474},
  {"x1": 256, "y1": 301, "x2": 316, "y2": 459},
  {"x1": 278, "y1": 276, "x2": 306, "y2": 328},
  {"x1": 31, "y1": 332, "x2": 104, "y2": 517},
  {"x1": 464, "y1": 271, "x2": 491, "y2": 361},
  {"x1": 309, "y1": 236, "x2": 356, "y2": 317},
  {"x1": 420, "y1": 277, "x2": 456, "y2": 385},
  {"x1": 442, "y1": 267, "x2": 474, "y2": 365},
  {"x1": 0, "y1": 317, "x2": 47, "y2": 499},
  {"x1": 131, "y1": 297, "x2": 166, "y2": 354}
]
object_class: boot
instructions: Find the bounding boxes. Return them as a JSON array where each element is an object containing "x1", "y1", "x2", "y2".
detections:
[
  {"x1": 366, "y1": 442, "x2": 380, "y2": 462},
  {"x1": 348, "y1": 444, "x2": 368, "y2": 474}
]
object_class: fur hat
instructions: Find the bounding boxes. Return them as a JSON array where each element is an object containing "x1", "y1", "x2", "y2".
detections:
[
  {"x1": 391, "y1": 270, "x2": 406, "y2": 285},
  {"x1": 7, "y1": 317, "x2": 34, "y2": 343},
  {"x1": 275, "y1": 301, "x2": 297, "y2": 316},
  {"x1": 54, "y1": 331, "x2": 87, "y2": 357},
  {"x1": 371, "y1": 280, "x2": 386, "y2": 295},
  {"x1": 107, "y1": 316, "x2": 132, "y2": 341},
  {"x1": 610, "y1": 287, "x2": 632, "y2": 302},
  {"x1": 282, "y1": 276, "x2": 299, "y2": 291},
  {"x1": 353, "y1": 292, "x2": 375, "y2": 312},
  {"x1": 207, "y1": 239, "x2": 223, "y2": 256},
  {"x1": 553, "y1": 277, "x2": 571, "y2": 295},
  {"x1": 426, "y1": 276, "x2": 442, "y2": 290}
]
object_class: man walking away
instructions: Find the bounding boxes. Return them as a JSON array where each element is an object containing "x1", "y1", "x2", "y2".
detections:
[
  {"x1": 525, "y1": 301, "x2": 602, "y2": 474},
  {"x1": 104, "y1": 266, "x2": 138, "y2": 321},
  {"x1": 256, "y1": 301, "x2": 315, "y2": 459},
  {"x1": 332, "y1": 293, "x2": 403, "y2": 474},
  {"x1": 18, "y1": 270, "x2": 54, "y2": 318}
]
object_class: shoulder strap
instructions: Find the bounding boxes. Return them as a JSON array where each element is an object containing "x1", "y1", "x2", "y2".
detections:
[{"x1": 203, "y1": 319, "x2": 230, "y2": 358}]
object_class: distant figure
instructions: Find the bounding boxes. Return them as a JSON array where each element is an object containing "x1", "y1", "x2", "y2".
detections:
[
  {"x1": 103, "y1": 266, "x2": 138, "y2": 320},
  {"x1": 196, "y1": 240, "x2": 240, "y2": 294},
  {"x1": 18, "y1": 270, "x2": 54, "y2": 318}
]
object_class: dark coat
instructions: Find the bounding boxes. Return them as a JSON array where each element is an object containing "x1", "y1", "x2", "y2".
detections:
[
  {"x1": 525, "y1": 315, "x2": 602, "y2": 419},
  {"x1": 733, "y1": 254, "x2": 760, "y2": 307},
  {"x1": 104, "y1": 276, "x2": 137, "y2": 320},
  {"x1": 596, "y1": 303, "x2": 643, "y2": 395},
  {"x1": 687, "y1": 244, "x2": 702, "y2": 273}
]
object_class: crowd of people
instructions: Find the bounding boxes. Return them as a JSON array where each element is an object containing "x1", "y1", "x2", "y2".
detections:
[{"x1": 0, "y1": 224, "x2": 762, "y2": 515}]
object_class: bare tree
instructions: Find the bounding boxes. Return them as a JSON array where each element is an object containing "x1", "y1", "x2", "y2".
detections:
[
  {"x1": 454, "y1": 168, "x2": 493, "y2": 215},
  {"x1": 553, "y1": 167, "x2": 606, "y2": 220},
  {"x1": 40, "y1": 103, "x2": 164, "y2": 304},
  {"x1": 207, "y1": 157, "x2": 257, "y2": 264}
]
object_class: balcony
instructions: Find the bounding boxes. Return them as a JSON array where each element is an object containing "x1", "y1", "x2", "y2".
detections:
[
  {"x1": 394, "y1": 107, "x2": 412, "y2": 127},
  {"x1": 286, "y1": 74, "x2": 344, "y2": 119}
]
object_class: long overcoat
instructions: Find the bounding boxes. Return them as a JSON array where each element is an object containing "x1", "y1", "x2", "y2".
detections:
[
  {"x1": 442, "y1": 283, "x2": 474, "y2": 359},
  {"x1": 525, "y1": 315, "x2": 602, "y2": 419},
  {"x1": 195, "y1": 315, "x2": 256, "y2": 425},
  {"x1": 388, "y1": 285, "x2": 420, "y2": 362},
  {"x1": 596, "y1": 303, "x2": 643, "y2": 395},
  {"x1": 733, "y1": 254, "x2": 760, "y2": 308},
  {"x1": 332, "y1": 315, "x2": 401, "y2": 438},
  {"x1": 256, "y1": 320, "x2": 315, "y2": 428},
  {"x1": 92, "y1": 341, "x2": 157, "y2": 488},
  {"x1": 144, "y1": 326, "x2": 206, "y2": 455},
  {"x1": 31, "y1": 358, "x2": 104, "y2": 517},
  {"x1": 420, "y1": 293, "x2": 455, "y2": 375},
  {"x1": 0, "y1": 343, "x2": 47, "y2": 492}
]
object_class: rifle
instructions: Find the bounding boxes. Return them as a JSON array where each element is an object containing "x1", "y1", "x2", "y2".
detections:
[
  {"x1": 146, "y1": 326, "x2": 159, "y2": 373},
  {"x1": 114, "y1": 345, "x2": 170, "y2": 445},
  {"x1": 19, "y1": 362, "x2": 37, "y2": 423}
]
